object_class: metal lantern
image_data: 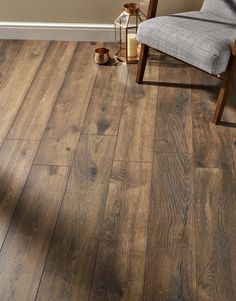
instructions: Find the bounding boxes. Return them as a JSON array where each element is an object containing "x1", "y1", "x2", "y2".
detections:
[{"x1": 114, "y1": 3, "x2": 146, "y2": 64}]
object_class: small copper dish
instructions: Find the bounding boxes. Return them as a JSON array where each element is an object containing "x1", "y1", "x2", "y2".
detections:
[
  {"x1": 94, "y1": 48, "x2": 111, "y2": 65},
  {"x1": 123, "y1": 3, "x2": 140, "y2": 14}
]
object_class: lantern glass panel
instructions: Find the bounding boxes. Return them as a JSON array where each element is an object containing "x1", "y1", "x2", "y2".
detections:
[{"x1": 114, "y1": 3, "x2": 146, "y2": 64}]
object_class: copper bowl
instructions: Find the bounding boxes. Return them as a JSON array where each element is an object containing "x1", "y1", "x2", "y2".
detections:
[
  {"x1": 94, "y1": 48, "x2": 111, "y2": 65},
  {"x1": 123, "y1": 3, "x2": 140, "y2": 14}
]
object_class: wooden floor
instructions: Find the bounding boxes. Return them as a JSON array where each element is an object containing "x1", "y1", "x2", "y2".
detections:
[{"x1": 0, "y1": 40, "x2": 235, "y2": 301}]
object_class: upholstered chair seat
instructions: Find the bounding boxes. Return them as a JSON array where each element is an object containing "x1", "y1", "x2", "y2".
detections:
[{"x1": 137, "y1": 11, "x2": 236, "y2": 74}]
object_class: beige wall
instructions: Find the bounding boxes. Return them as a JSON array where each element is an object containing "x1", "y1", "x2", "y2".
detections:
[{"x1": 0, "y1": 0, "x2": 203, "y2": 23}]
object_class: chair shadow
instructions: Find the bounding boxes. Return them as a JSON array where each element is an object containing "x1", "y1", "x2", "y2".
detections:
[{"x1": 142, "y1": 80, "x2": 217, "y2": 93}]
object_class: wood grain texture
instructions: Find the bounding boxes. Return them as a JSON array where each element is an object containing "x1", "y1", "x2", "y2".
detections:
[
  {"x1": 0, "y1": 165, "x2": 69, "y2": 301},
  {"x1": 155, "y1": 62, "x2": 192, "y2": 154},
  {"x1": 36, "y1": 135, "x2": 116, "y2": 301},
  {"x1": 82, "y1": 62, "x2": 128, "y2": 136},
  {"x1": 0, "y1": 40, "x2": 49, "y2": 140},
  {"x1": 195, "y1": 168, "x2": 236, "y2": 301},
  {"x1": 0, "y1": 140, "x2": 39, "y2": 248},
  {"x1": 114, "y1": 63, "x2": 158, "y2": 162},
  {"x1": 8, "y1": 41, "x2": 77, "y2": 140},
  {"x1": 35, "y1": 43, "x2": 98, "y2": 166},
  {"x1": 0, "y1": 40, "x2": 23, "y2": 83},
  {"x1": 90, "y1": 161, "x2": 152, "y2": 301},
  {"x1": 191, "y1": 68, "x2": 234, "y2": 169},
  {"x1": 143, "y1": 153, "x2": 196, "y2": 301}
]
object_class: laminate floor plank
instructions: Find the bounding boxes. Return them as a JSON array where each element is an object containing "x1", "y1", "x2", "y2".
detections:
[
  {"x1": 82, "y1": 61, "x2": 128, "y2": 136},
  {"x1": 8, "y1": 41, "x2": 77, "y2": 140},
  {"x1": 35, "y1": 43, "x2": 98, "y2": 166},
  {"x1": 143, "y1": 152, "x2": 196, "y2": 301},
  {"x1": 195, "y1": 168, "x2": 236, "y2": 301},
  {"x1": 114, "y1": 62, "x2": 158, "y2": 162},
  {"x1": 90, "y1": 161, "x2": 152, "y2": 301},
  {"x1": 0, "y1": 140, "x2": 39, "y2": 248},
  {"x1": 0, "y1": 165, "x2": 69, "y2": 301},
  {"x1": 0, "y1": 40, "x2": 50, "y2": 141},
  {"x1": 191, "y1": 68, "x2": 234, "y2": 169},
  {"x1": 221, "y1": 75, "x2": 236, "y2": 169},
  {"x1": 0, "y1": 40, "x2": 23, "y2": 83},
  {"x1": 155, "y1": 61, "x2": 192, "y2": 154},
  {"x1": 35, "y1": 135, "x2": 116, "y2": 301}
]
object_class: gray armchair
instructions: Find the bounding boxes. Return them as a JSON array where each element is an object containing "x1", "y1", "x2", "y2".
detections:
[{"x1": 136, "y1": 0, "x2": 236, "y2": 124}]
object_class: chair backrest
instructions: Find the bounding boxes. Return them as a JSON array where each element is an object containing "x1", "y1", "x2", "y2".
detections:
[{"x1": 201, "y1": 0, "x2": 236, "y2": 21}]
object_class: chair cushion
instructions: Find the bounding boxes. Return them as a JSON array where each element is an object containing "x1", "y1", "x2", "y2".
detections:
[
  {"x1": 137, "y1": 11, "x2": 236, "y2": 74},
  {"x1": 201, "y1": 0, "x2": 236, "y2": 21}
]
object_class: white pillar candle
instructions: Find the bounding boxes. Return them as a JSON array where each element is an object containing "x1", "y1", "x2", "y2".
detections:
[{"x1": 127, "y1": 33, "x2": 137, "y2": 57}]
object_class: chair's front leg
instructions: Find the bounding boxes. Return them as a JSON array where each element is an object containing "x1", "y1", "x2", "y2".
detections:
[
  {"x1": 136, "y1": 44, "x2": 149, "y2": 84},
  {"x1": 213, "y1": 40, "x2": 236, "y2": 124}
]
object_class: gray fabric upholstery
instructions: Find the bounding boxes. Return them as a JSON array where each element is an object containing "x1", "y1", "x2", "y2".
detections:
[
  {"x1": 201, "y1": 0, "x2": 236, "y2": 21},
  {"x1": 137, "y1": 11, "x2": 236, "y2": 74}
]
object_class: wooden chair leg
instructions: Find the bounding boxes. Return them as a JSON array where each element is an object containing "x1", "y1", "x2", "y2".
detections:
[
  {"x1": 213, "y1": 74, "x2": 230, "y2": 124},
  {"x1": 136, "y1": 44, "x2": 149, "y2": 84},
  {"x1": 213, "y1": 40, "x2": 236, "y2": 124}
]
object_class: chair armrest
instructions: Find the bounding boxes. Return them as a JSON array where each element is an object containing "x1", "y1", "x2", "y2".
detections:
[{"x1": 147, "y1": 0, "x2": 159, "y2": 19}]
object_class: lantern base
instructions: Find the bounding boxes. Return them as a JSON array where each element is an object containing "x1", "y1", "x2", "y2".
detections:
[{"x1": 115, "y1": 48, "x2": 140, "y2": 64}]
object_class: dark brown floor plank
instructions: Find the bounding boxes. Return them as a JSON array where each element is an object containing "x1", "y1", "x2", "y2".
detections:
[
  {"x1": 35, "y1": 135, "x2": 116, "y2": 301},
  {"x1": 0, "y1": 40, "x2": 50, "y2": 142},
  {"x1": 195, "y1": 168, "x2": 236, "y2": 301},
  {"x1": 0, "y1": 140, "x2": 39, "y2": 248},
  {"x1": 114, "y1": 62, "x2": 158, "y2": 162},
  {"x1": 34, "y1": 43, "x2": 98, "y2": 166},
  {"x1": 221, "y1": 75, "x2": 236, "y2": 169},
  {"x1": 8, "y1": 41, "x2": 77, "y2": 141},
  {"x1": 0, "y1": 40, "x2": 23, "y2": 83},
  {"x1": 143, "y1": 152, "x2": 196, "y2": 301},
  {"x1": 82, "y1": 61, "x2": 128, "y2": 136},
  {"x1": 191, "y1": 68, "x2": 234, "y2": 169},
  {"x1": 90, "y1": 161, "x2": 152, "y2": 301},
  {"x1": 0, "y1": 165, "x2": 69, "y2": 301},
  {"x1": 155, "y1": 61, "x2": 192, "y2": 154}
]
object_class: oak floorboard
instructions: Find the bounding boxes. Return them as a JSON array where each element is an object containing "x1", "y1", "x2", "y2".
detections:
[
  {"x1": 0, "y1": 40, "x2": 50, "y2": 140},
  {"x1": 143, "y1": 153, "x2": 196, "y2": 301},
  {"x1": 0, "y1": 165, "x2": 69, "y2": 301},
  {"x1": 0, "y1": 140, "x2": 39, "y2": 248},
  {"x1": 155, "y1": 62, "x2": 192, "y2": 154},
  {"x1": 35, "y1": 43, "x2": 98, "y2": 166},
  {"x1": 8, "y1": 41, "x2": 77, "y2": 140},
  {"x1": 0, "y1": 40, "x2": 23, "y2": 83},
  {"x1": 191, "y1": 68, "x2": 234, "y2": 169},
  {"x1": 90, "y1": 161, "x2": 152, "y2": 301},
  {"x1": 114, "y1": 62, "x2": 158, "y2": 162},
  {"x1": 35, "y1": 135, "x2": 116, "y2": 301},
  {"x1": 195, "y1": 168, "x2": 236, "y2": 301},
  {"x1": 82, "y1": 60, "x2": 128, "y2": 136}
]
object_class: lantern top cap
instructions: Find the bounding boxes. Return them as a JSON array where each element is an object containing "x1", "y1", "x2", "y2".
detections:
[{"x1": 123, "y1": 3, "x2": 140, "y2": 14}]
